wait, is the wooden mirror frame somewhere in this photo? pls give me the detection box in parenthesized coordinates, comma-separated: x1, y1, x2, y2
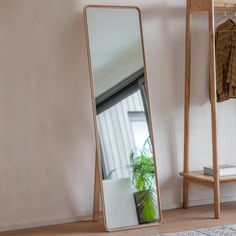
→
(84, 5, 162, 231)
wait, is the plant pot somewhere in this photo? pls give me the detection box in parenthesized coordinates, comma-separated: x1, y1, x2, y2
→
(134, 190, 158, 224)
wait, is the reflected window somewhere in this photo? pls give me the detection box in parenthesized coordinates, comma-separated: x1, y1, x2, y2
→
(97, 88, 147, 180)
(128, 111, 149, 150)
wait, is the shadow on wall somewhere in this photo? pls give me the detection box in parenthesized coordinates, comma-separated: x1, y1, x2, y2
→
(141, 1, 210, 107)
(140, 2, 186, 199)
(138, 2, 212, 202)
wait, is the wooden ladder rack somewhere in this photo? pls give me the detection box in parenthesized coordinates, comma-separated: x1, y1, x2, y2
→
(180, 0, 236, 219)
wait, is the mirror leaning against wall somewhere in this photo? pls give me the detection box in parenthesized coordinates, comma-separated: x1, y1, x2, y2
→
(84, 6, 162, 231)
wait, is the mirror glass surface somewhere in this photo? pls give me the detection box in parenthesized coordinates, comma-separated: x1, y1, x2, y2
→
(85, 6, 161, 230)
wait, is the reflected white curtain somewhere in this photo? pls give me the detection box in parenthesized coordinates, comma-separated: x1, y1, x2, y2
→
(97, 90, 144, 179)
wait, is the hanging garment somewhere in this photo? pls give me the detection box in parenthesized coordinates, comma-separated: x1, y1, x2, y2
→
(215, 19, 236, 102)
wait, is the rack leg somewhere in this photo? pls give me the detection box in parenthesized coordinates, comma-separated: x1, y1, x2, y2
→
(208, 0, 220, 219)
(183, 0, 191, 209)
(213, 183, 220, 219)
(183, 178, 189, 209)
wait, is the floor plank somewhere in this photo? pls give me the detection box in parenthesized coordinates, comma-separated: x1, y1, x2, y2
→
(1, 202, 236, 236)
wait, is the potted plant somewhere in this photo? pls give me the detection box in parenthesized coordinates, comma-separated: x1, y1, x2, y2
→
(129, 137, 158, 224)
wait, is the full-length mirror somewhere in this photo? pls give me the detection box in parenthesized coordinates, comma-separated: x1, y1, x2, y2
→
(85, 6, 162, 231)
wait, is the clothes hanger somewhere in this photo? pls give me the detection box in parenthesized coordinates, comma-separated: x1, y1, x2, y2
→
(230, 3, 236, 21)
(216, 11, 227, 24)
(216, 2, 228, 24)
(217, 1, 236, 32)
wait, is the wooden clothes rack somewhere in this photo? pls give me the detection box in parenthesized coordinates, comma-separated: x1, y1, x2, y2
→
(180, 0, 236, 219)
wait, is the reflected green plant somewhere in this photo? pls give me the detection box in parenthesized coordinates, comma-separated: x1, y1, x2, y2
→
(129, 137, 157, 224)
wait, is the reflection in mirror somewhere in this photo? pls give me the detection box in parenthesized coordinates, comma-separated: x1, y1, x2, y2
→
(85, 6, 161, 230)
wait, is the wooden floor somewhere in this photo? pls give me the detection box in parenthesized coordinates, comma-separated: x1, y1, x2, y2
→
(2, 202, 236, 236)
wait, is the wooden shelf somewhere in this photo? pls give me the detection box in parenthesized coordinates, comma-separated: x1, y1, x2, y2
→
(180, 171, 236, 185)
